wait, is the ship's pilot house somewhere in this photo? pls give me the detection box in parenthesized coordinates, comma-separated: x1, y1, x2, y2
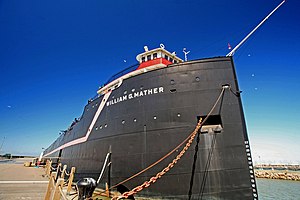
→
(136, 44, 183, 70)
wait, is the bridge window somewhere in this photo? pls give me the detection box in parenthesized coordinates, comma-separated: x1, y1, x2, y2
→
(169, 57, 173, 63)
(165, 55, 169, 60)
(153, 53, 157, 59)
(147, 55, 151, 61)
(142, 56, 145, 62)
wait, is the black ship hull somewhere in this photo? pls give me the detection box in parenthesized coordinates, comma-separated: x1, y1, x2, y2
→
(44, 57, 257, 199)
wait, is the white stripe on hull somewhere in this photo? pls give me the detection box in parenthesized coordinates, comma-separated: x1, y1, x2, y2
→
(44, 91, 112, 157)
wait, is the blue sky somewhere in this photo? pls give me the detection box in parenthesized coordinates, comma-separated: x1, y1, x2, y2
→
(0, 0, 299, 164)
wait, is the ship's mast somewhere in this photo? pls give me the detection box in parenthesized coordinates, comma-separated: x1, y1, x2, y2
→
(226, 0, 286, 57)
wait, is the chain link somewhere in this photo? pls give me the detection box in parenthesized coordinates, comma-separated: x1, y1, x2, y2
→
(112, 87, 226, 200)
(113, 119, 202, 200)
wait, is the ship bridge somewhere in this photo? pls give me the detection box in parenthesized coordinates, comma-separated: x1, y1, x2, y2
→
(136, 44, 183, 70)
(97, 44, 183, 95)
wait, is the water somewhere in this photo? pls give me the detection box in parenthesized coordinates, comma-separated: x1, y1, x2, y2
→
(256, 178, 300, 200)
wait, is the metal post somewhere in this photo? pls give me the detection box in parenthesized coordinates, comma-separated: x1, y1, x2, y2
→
(226, 0, 286, 57)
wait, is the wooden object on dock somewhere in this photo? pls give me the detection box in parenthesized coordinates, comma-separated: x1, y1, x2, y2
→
(66, 167, 76, 195)
(44, 172, 56, 200)
(45, 160, 52, 177)
(44, 164, 76, 200)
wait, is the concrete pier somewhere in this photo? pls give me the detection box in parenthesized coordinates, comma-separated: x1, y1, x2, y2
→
(0, 158, 48, 200)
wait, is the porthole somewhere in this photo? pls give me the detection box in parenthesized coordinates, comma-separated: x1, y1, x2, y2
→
(131, 88, 135, 92)
(112, 96, 115, 99)
(95, 127, 99, 130)
(122, 120, 125, 124)
(153, 116, 157, 120)
(195, 77, 200, 82)
(170, 80, 175, 85)
(140, 86, 144, 90)
(177, 113, 181, 117)
(170, 89, 176, 93)
(124, 90, 127, 95)
(95, 103, 98, 106)
(133, 118, 137, 122)
(104, 124, 107, 128)
(100, 125, 103, 129)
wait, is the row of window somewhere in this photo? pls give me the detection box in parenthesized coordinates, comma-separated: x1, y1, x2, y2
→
(141, 53, 178, 64)
(94, 113, 182, 131)
(119, 77, 200, 96)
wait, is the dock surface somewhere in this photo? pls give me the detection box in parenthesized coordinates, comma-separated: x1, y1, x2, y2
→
(0, 158, 48, 200)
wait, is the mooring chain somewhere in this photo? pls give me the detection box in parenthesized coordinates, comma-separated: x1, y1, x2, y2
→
(114, 119, 202, 200)
(112, 87, 226, 200)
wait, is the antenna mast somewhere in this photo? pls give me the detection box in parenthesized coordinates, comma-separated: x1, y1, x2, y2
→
(183, 48, 190, 61)
(226, 0, 286, 57)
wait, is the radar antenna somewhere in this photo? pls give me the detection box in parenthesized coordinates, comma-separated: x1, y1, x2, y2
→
(183, 48, 190, 61)
(226, 0, 286, 57)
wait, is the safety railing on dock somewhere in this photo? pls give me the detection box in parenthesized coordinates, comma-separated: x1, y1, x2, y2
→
(44, 160, 76, 200)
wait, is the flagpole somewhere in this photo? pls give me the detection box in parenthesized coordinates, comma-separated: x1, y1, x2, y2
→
(226, 0, 286, 57)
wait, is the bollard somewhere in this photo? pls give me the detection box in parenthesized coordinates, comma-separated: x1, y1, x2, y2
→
(77, 178, 96, 200)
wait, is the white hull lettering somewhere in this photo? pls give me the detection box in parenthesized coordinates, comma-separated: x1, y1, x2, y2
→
(107, 86, 164, 107)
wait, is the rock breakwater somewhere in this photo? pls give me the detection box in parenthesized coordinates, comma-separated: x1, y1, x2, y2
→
(255, 170, 300, 181)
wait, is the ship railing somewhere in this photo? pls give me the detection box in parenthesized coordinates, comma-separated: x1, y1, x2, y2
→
(88, 63, 139, 102)
(104, 63, 139, 86)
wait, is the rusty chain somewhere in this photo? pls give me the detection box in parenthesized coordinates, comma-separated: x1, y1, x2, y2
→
(113, 118, 202, 200)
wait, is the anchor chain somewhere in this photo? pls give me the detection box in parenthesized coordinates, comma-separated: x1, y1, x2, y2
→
(112, 87, 226, 199)
(114, 119, 202, 200)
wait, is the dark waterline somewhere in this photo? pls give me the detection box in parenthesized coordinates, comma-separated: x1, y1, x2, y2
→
(256, 178, 300, 200)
